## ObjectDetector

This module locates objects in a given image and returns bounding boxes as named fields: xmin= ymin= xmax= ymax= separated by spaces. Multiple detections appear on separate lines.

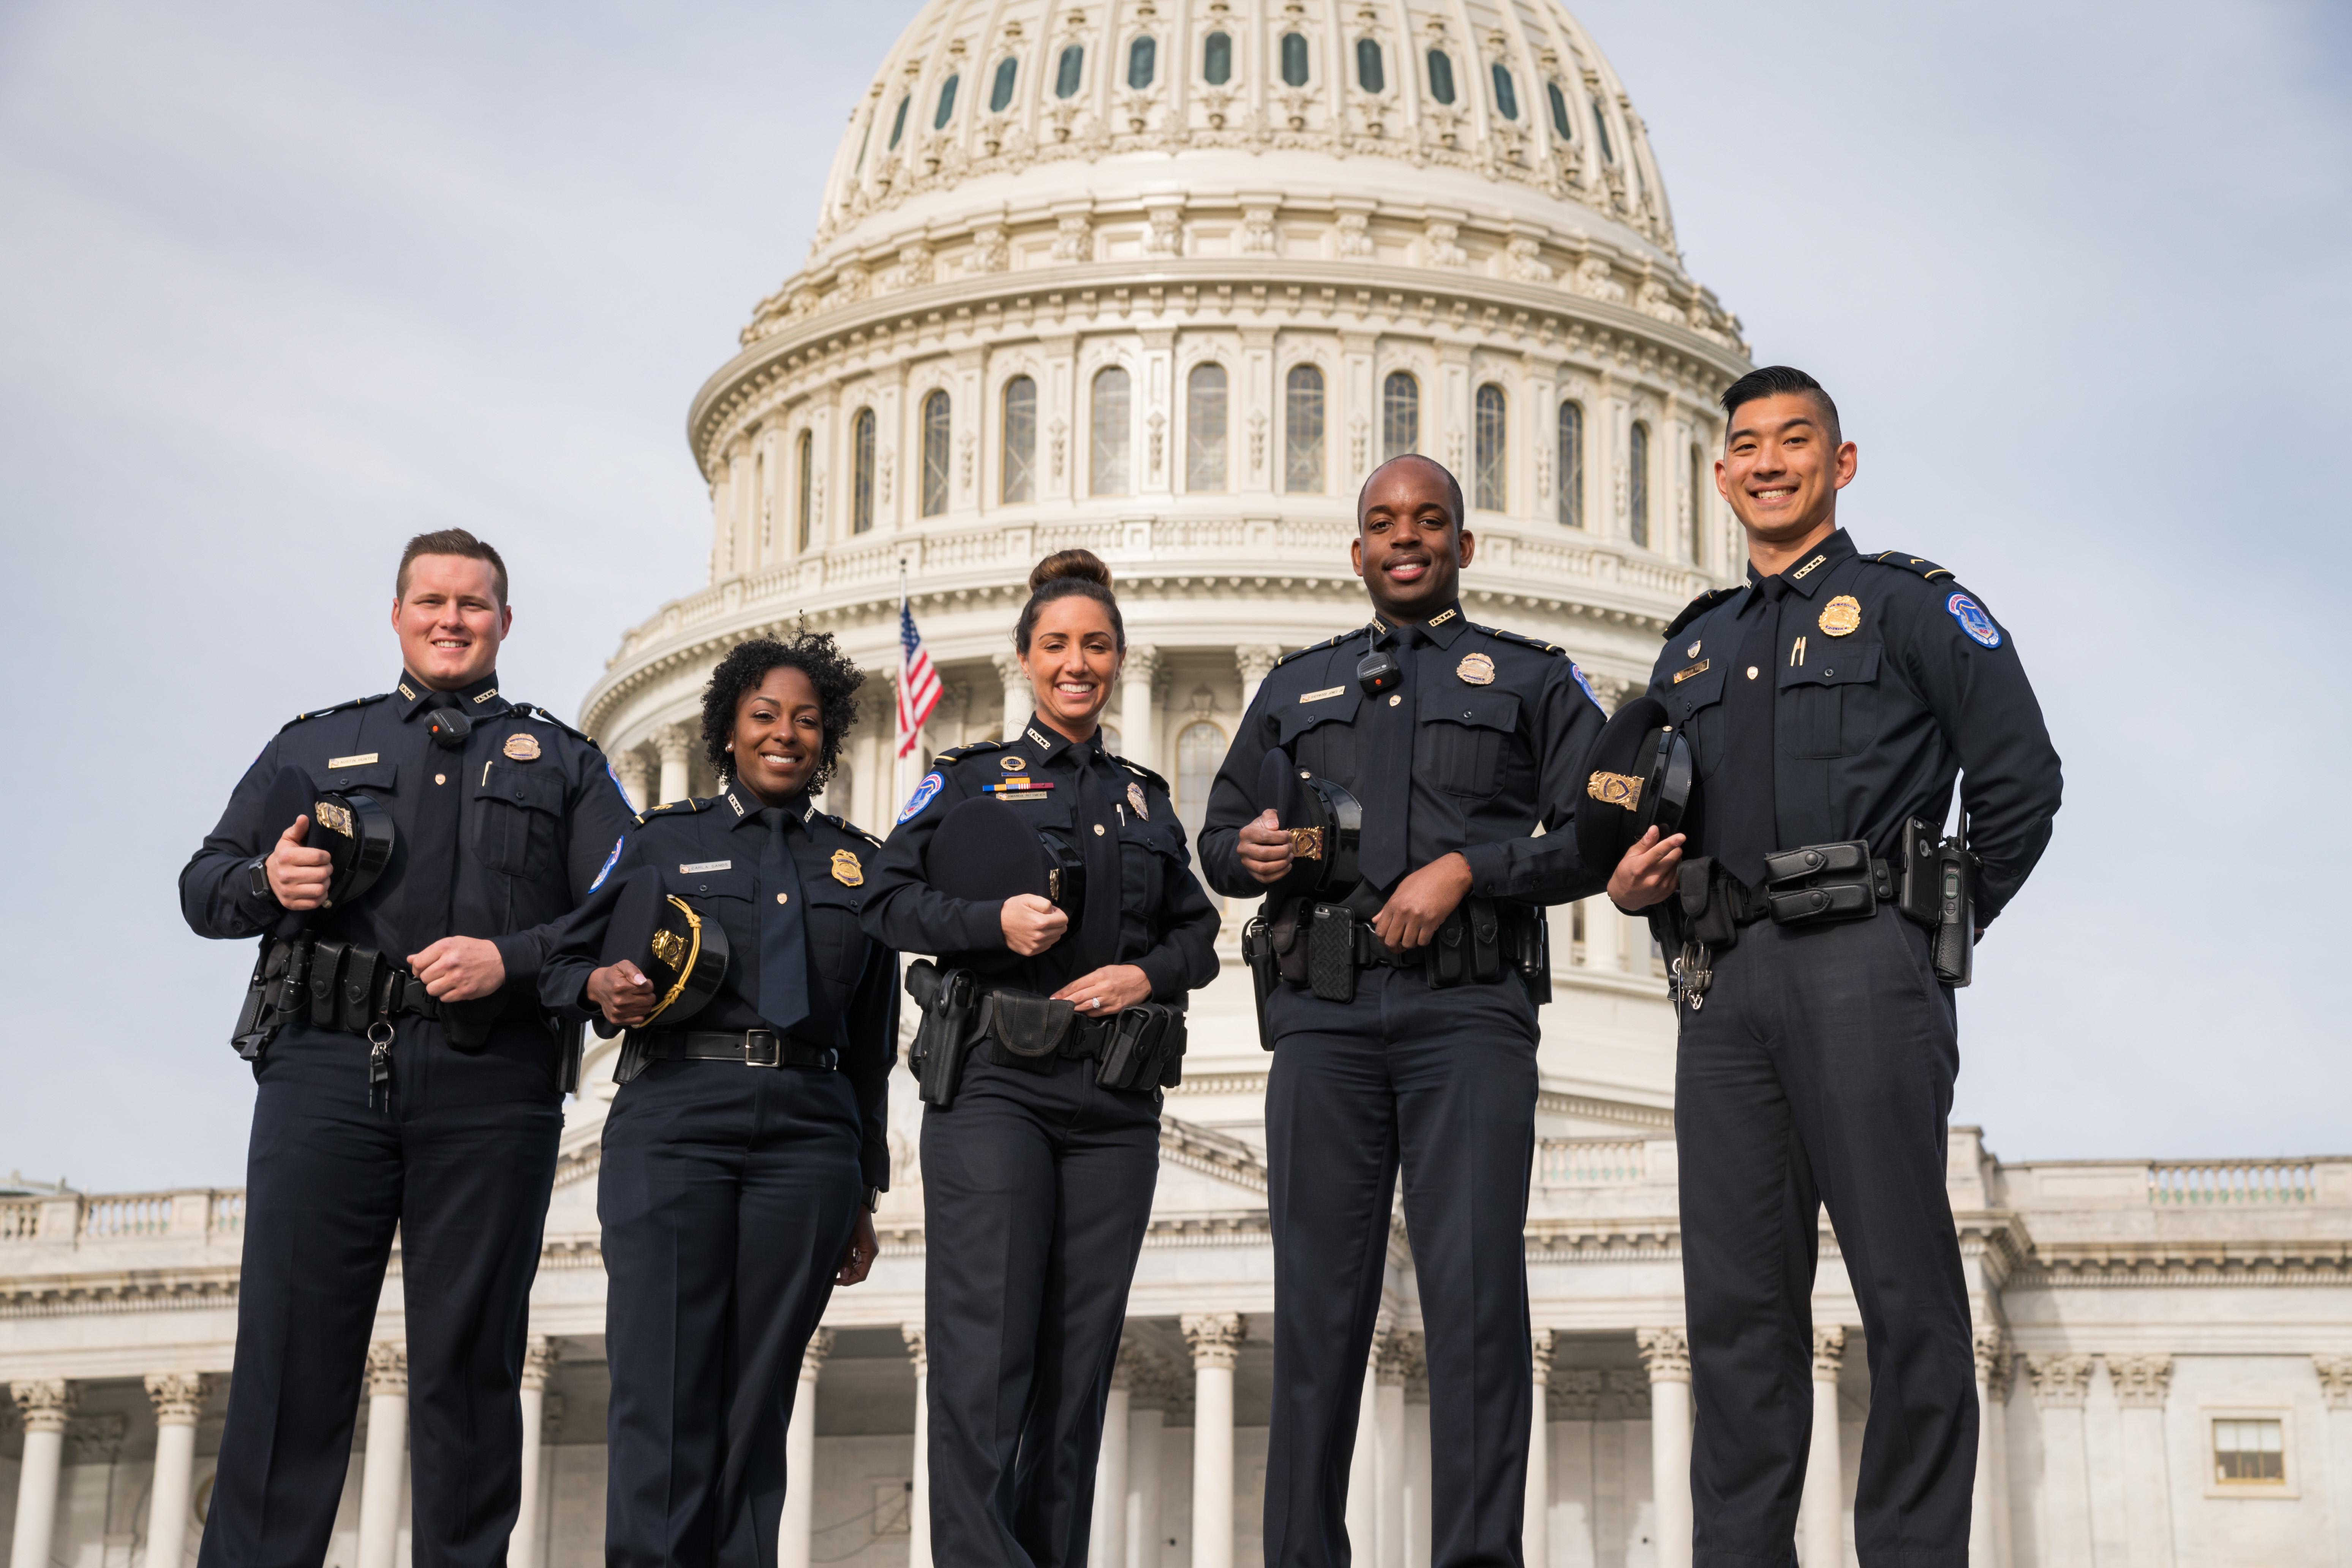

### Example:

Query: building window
xmin=989 ymin=56 xmax=1018 ymax=113
xmin=1629 ymin=420 xmax=1650 ymax=546
xmin=920 ymin=391 xmax=950 ymax=517
xmin=1490 ymin=62 xmax=1519 ymax=120
xmin=1279 ymin=32 xmax=1309 ymax=87
xmin=1688 ymin=443 xmax=1706 ymax=562
xmin=934 ymin=75 xmax=959 ymax=130
xmin=850 ymin=408 xmax=876 ymax=534
xmin=1187 ymin=364 xmax=1228 ymax=493
xmin=888 ymin=94 xmax=910 ymax=149
xmin=1426 ymin=49 xmax=1456 ymax=105
xmin=1557 ymin=401 xmax=1585 ymax=529
xmin=2213 ymin=1419 xmax=2286 ymax=1486
xmin=1590 ymin=95 xmax=1615 ymax=162
xmin=795 ymin=429 xmax=813 ymax=550
xmin=1001 ymin=376 xmax=1036 ymax=504
xmin=1474 ymin=383 xmax=1506 ymax=511
xmin=1382 ymin=371 xmax=1419 ymax=460
xmin=1284 ymin=364 xmax=1325 ymax=493
xmin=1128 ymin=35 xmax=1156 ymax=90
xmin=1091 ymin=367 xmax=1131 ymax=496
xmin=1356 ymin=38 xmax=1385 ymax=93
xmin=1203 ymin=31 xmax=1231 ymax=85
xmin=1547 ymin=80 xmax=1572 ymax=140
xmin=1055 ymin=45 xmax=1084 ymax=99
xmin=1177 ymin=720 xmax=1224 ymax=845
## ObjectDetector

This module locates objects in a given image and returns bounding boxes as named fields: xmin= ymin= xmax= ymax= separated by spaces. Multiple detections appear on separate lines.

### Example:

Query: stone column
xmin=1637 ymin=1330 xmax=1693 ymax=1568
xmin=145 ymin=1374 xmax=210 ymax=1568
xmin=1374 ymin=1334 xmax=1412 ymax=1568
xmin=1182 ymin=1313 xmax=1246 ymax=1568
xmin=1125 ymin=1357 xmax=1170 ymax=1568
xmin=655 ymin=725 xmax=695 ymax=806
xmin=1346 ymin=1358 xmax=1376 ymax=1557
xmin=2316 ymin=1356 xmax=2352 ymax=1568
xmin=781 ymin=1329 xmax=832 ymax=1568
xmin=1405 ymin=1359 xmax=1434 ymax=1568
xmin=1119 ymin=645 xmax=1162 ymax=772
xmin=510 ymin=1337 xmax=558 ymax=1568
xmin=2025 ymin=1356 xmax=2094 ymax=1566
xmin=904 ymin=1327 xmax=932 ymax=1568
xmin=9 ymin=1380 xmax=75 ymax=1568
xmin=996 ymin=652 xmax=1031 ymax=741
xmin=1969 ymin=1326 xmax=2007 ymax=1568
xmin=2108 ymin=1355 xmax=2176 ymax=1568
xmin=357 ymin=1344 xmax=409 ymax=1568
xmin=611 ymin=749 xmax=653 ymax=813
xmin=1524 ymin=1331 xmax=1554 ymax=1568
xmin=1799 ymin=1328 xmax=1846 ymax=1568
xmin=1234 ymin=646 xmax=1284 ymax=714
xmin=1091 ymin=1339 xmax=1133 ymax=1568
xmin=1553 ymin=1371 xmax=1601 ymax=1568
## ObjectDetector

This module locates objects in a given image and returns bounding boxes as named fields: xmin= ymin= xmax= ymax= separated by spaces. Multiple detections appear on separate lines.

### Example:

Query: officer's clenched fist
xmin=266 ymin=815 xmax=334 ymax=910
xmin=1000 ymin=893 xmax=1069 ymax=956
xmin=1236 ymin=809 xmax=1296 ymax=885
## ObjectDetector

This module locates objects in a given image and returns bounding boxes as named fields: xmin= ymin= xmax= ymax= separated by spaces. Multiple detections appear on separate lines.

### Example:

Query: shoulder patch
xmin=1113 ymin=755 xmax=1170 ymax=792
xmin=1662 ymin=586 xmax=1741 ymax=641
xmin=280 ymin=692 xmax=392 ymax=731
xmin=507 ymin=702 xmax=598 ymax=749
xmin=1862 ymin=550 xmax=1956 ymax=583
xmin=633 ymin=796 xmax=714 ymax=826
xmin=820 ymin=811 xmax=885 ymax=848
xmin=898 ymin=771 xmax=946 ymax=824
xmin=933 ymin=739 xmax=1007 ymax=766
xmin=1474 ymin=625 xmax=1566 ymax=656
xmin=1271 ymin=627 xmax=1369 ymax=670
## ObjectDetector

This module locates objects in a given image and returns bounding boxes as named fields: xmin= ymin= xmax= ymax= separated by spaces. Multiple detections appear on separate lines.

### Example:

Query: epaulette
xmin=1473 ymin=624 xmax=1566 ymax=656
xmin=1114 ymin=755 xmax=1169 ymax=792
xmin=1271 ymin=624 xmax=1374 ymax=669
xmin=1862 ymin=550 xmax=1956 ymax=583
xmin=932 ymin=738 xmax=1007 ymax=767
xmin=280 ymin=692 xmax=392 ymax=731
xmin=818 ymin=811 xmax=884 ymax=848
xmin=633 ymin=796 xmax=714 ymax=826
xmin=1662 ymin=586 xmax=1742 ymax=640
xmin=509 ymin=702 xmax=599 ymax=749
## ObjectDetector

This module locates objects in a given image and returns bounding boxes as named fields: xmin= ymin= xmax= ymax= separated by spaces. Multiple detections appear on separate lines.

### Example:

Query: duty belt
xmin=1282 ymin=897 xmax=1550 ymax=1007
xmin=1664 ymin=842 xmax=1905 ymax=1012
xmin=235 ymin=936 xmax=510 ymax=1108
xmin=634 ymin=1028 xmax=838 ymax=1072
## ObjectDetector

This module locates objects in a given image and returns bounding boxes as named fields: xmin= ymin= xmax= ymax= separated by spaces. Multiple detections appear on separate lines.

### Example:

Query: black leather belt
xmin=638 ymin=1029 xmax=839 ymax=1071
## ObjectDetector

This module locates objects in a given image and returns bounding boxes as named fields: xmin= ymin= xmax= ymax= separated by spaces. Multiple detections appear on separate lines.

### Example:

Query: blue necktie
xmin=758 ymin=808 xmax=811 ymax=1034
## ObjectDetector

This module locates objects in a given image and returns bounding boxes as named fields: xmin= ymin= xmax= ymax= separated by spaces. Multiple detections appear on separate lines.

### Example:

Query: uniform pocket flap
xmin=1777 ymin=645 xmax=1882 ymax=689
xmin=481 ymin=759 xmax=567 ymax=814
xmin=310 ymin=761 xmax=398 ymax=794
xmin=661 ymin=863 xmax=756 ymax=901
xmin=1420 ymin=688 xmax=1521 ymax=732
xmin=1276 ymin=686 xmax=1362 ymax=743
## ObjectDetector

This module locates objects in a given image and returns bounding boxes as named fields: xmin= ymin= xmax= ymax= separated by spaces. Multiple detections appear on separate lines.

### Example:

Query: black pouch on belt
xmin=1763 ymin=841 xmax=1878 ymax=925
xmin=1426 ymin=908 xmax=1467 ymax=988
xmin=441 ymin=994 xmax=504 ymax=1050
xmin=338 ymin=947 xmax=381 ymax=1035
xmin=983 ymin=991 xmax=1075 ymax=1072
xmin=1155 ymin=1009 xmax=1189 ymax=1087
xmin=1097 ymin=1004 xmax=1171 ymax=1092
xmin=310 ymin=940 xmax=347 ymax=1029
xmin=1270 ymin=896 xmax=1309 ymax=986
xmin=1467 ymin=896 xmax=1503 ymax=984
xmin=1307 ymin=904 xmax=1357 ymax=1003
xmin=1677 ymin=858 xmax=1742 ymax=948
xmin=1241 ymin=918 xmax=1279 ymax=1053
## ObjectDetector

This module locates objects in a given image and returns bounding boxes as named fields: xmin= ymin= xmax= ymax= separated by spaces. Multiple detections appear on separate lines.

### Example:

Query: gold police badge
xmin=1818 ymin=596 xmax=1863 ymax=637
xmin=829 ymin=849 xmax=864 ymax=887
xmin=504 ymin=732 xmax=541 ymax=761
xmin=1456 ymin=653 xmax=1496 ymax=686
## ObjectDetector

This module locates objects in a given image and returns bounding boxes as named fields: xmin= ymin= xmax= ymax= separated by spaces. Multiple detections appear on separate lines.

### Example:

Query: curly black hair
xmin=698 ymin=631 xmax=865 ymax=796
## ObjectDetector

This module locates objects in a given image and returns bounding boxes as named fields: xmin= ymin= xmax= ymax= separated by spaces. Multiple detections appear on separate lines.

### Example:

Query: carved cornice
xmin=1158 ymin=1114 xmax=1268 ymax=1195
xmin=2009 ymin=1240 xmax=2352 ymax=1287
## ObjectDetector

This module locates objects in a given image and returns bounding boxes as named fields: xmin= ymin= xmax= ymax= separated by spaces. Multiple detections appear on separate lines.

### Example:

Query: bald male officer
xmin=1609 ymin=367 xmax=2061 ymax=1566
xmin=1200 ymin=455 xmax=1609 ymax=1568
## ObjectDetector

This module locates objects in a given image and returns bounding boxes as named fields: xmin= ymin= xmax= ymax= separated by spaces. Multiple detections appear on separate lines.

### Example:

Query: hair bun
xmin=1029 ymin=548 xmax=1113 ymax=593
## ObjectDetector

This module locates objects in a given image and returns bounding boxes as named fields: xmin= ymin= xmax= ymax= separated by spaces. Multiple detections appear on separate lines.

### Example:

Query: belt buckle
xmin=743 ymin=1029 xmax=781 ymax=1069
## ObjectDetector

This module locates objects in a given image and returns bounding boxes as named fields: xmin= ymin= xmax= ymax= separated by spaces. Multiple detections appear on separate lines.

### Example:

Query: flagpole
xmin=895 ymin=560 xmax=910 ymax=819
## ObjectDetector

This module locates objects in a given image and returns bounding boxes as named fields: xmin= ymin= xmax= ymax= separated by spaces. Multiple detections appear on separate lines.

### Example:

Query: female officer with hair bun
xmin=575 ymin=630 xmax=898 ymax=1568
xmin=864 ymin=548 xmax=1220 ymax=1566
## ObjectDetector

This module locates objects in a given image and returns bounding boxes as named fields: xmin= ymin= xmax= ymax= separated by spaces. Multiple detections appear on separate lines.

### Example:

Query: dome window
xmin=1356 ymin=39 xmax=1385 ymax=94
xmin=1002 ymin=377 xmax=1037 ymax=504
xmin=1203 ymin=31 xmax=1232 ymax=86
xmin=1589 ymin=96 xmax=1615 ymax=163
xmin=989 ymin=57 xmax=1018 ymax=114
xmin=1475 ymin=384 xmax=1507 ymax=511
xmin=1629 ymin=420 xmax=1650 ymax=545
xmin=1426 ymin=49 xmax=1456 ymax=106
xmin=851 ymin=409 xmax=877 ymax=534
xmin=1382 ymin=371 xmax=1418 ymax=460
xmin=1187 ymin=364 xmax=1228 ymax=493
xmin=934 ymin=74 xmax=959 ymax=130
xmin=1055 ymin=44 xmax=1085 ymax=99
xmin=1546 ymin=81 xmax=1573 ymax=141
xmin=888 ymin=94 xmax=910 ymax=150
xmin=1092 ymin=367 xmax=1132 ymax=496
xmin=1490 ymin=63 xmax=1519 ymax=121
xmin=1128 ymin=36 xmax=1157 ymax=90
xmin=1279 ymin=32 xmax=1309 ymax=88
xmin=920 ymin=391 xmax=951 ymax=517
xmin=1556 ymin=401 xmax=1584 ymax=529
xmin=1285 ymin=365 xmax=1325 ymax=494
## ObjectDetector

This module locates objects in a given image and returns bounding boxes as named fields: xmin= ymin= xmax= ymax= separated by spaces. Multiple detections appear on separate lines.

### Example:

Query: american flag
xmin=895 ymin=594 xmax=940 ymax=760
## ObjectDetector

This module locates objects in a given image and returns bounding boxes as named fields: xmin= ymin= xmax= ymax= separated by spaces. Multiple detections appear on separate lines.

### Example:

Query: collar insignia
xmin=1427 ymin=607 xmax=1458 ymax=627
xmin=472 ymin=688 xmax=499 ymax=704
xmin=398 ymin=683 xmax=417 ymax=700
xmin=1791 ymin=553 xmax=1828 ymax=580
xmin=1025 ymin=727 xmax=1050 ymax=749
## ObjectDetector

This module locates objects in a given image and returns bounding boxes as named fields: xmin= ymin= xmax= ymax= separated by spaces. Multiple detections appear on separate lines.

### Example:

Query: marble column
xmin=1969 ymin=1327 xmax=2008 ymax=1568
xmin=1374 ymin=1334 xmax=1412 ymax=1568
xmin=612 ymin=749 xmax=653 ymax=813
xmin=145 ymin=1374 xmax=210 ymax=1568
xmin=1091 ymin=1340 xmax=1133 ymax=1568
xmin=1799 ymin=1328 xmax=1846 ymax=1568
xmin=905 ymin=1326 xmax=933 ymax=1568
xmin=655 ymin=724 xmax=695 ymax=806
xmin=1234 ymin=646 xmax=1284 ymax=714
xmin=8 ymin=1380 xmax=75 ymax=1568
xmin=1120 ymin=645 xmax=1162 ymax=772
xmin=511 ymin=1337 xmax=558 ymax=1568
xmin=1183 ymin=1313 xmax=1246 ymax=1568
xmin=1125 ymin=1358 xmax=1171 ymax=1568
xmin=781 ymin=1329 xmax=832 ymax=1568
xmin=1346 ymin=1358 xmax=1376 ymax=1557
xmin=1524 ymin=1330 xmax=1554 ymax=1568
xmin=1637 ymin=1329 xmax=1693 ymax=1568
xmin=2316 ymin=1356 xmax=2352 ymax=1568
xmin=1553 ymin=1371 xmax=1602 ymax=1568
xmin=1404 ymin=1361 xmax=1434 ymax=1568
xmin=2026 ymin=1356 xmax=2094 ymax=1566
xmin=2108 ymin=1355 xmax=2176 ymax=1568
xmin=357 ymin=1344 xmax=409 ymax=1568
xmin=996 ymin=652 xmax=1031 ymax=741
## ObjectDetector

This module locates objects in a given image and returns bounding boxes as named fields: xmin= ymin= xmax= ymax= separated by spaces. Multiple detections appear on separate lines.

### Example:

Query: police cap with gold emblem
xmin=597 ymin=867 xmax=730 ymax=1026
xmin=263 ymin=765 xmax=394 ymax=909
xmin=1574 ymin=696 xmax=1695 ymax=876
xmin=1256 ymin=746 xmax=1363 ymax=900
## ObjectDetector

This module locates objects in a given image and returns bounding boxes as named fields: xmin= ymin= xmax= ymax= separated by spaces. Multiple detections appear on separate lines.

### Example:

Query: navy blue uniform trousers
xmin=1676 ymin=907 xmax=1974 ymax=1568
xmin=1262 ymin=968 xmax=1541 ymax=1568
xmin=198 ymin=1022 xmax=563 ymax=1568
xmin=921 ymin=1053 xmax=1161 ymax=1568
xmin=599 ymin=1059 xmax=864 ymax=1568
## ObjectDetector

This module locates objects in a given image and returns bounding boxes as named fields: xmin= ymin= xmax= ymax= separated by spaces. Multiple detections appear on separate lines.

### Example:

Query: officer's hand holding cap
xmin=1573 ymin=695 xmax=1695 ymax=875
xmin=598 ymin=867 xmax=729 ymax=1026
xmin=925 ymin=796 xmax=1089 ymax=920
xmin=1255 ymin=746 xmax=1362 ymax=900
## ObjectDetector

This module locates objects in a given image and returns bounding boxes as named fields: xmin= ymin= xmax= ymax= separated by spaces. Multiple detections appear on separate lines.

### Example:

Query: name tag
xmin=679 ymin=860 xmax=732 ymax=874
xmin=1672 ymin=661 xmax=1711 ymax=684
xmin=328 ymin=753 xmax=379 ymax=769
xmin=1298 ymin=686 xmax=1345 ymax=703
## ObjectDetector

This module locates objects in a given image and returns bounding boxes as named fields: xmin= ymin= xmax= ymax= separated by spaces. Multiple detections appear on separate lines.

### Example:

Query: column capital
xmin=1182 ymin=1312 xmax=1247 ymax=1370
xmin=1375 ymin=1328 xmax=1425 ymax=1389
xmin=2106 ymin=1353 xmax=2172 ymax=1409
xmin=365 ymin=1342 xmax=408 ymax=1398
xmin=1636 ymin=1328 xmax=1690 ymax=1384
xmin=1552 ymin=1368 xmax=1602 ymax=1421
xmin=1812 ymin=1326 xmax=1848 ymax=1381
xmin=521 ymin=1336 xmax=561 ymax=1391
xmin=2317 ymin=1354 xmax=2352 ymax=1411
xmin=144 ymin=1373 xmax=212 ymax=1426
xmin=802 ymin=1327 xmax=835 ymax=1380
xmin=11 ymin=1379 xmax=76 ymax=1434
xmin=994 ymin=651 xmax=1025 ymax=683
xmin=1971 ymin=1325 xmax=2012 ymax=1400
xmin=902 ymin=1324 xmax=928 ymax=1377
xmin=654 ymin=724 xmax=696 ymax=765
xmin=68 ymin=1414 xmax=126 ymax=1464
xmin=1233 ymin=645 xmax=1285 ymax=686
xmin=1124 ymin=644 xmax=1163 ymax=686
xmin=2026 ymin=1353 xmax=2092 ymax=1410
xmin=1528 ymin=1328 xmax=1555 ymax=1384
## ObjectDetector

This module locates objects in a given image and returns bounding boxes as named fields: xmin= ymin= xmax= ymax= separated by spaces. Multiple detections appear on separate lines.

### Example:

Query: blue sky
xmin=1 ymin=1 xmax=2345 ymax=1188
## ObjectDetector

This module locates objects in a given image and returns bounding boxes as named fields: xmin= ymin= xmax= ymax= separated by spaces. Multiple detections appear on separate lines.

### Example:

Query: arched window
xmin=1474 ymin=384 xmax=1507 ymax=511
xmin=920 ymin=390 xmax=950 ymax=517
xmin=1629 ymin=420 xmax=1650 ymax=546
xmin=934 ymin=75 xmax=959 ymax=129
xmin=1055 ymin=45 xmax=1084 ymax=99
xmin=1556 ymin=401 xmax=1585 ymax=530
xmin=1590 ymin=96 xmax=1615 ymax=163
xmin=1426 ymin=49 xmax=1456 ymax=105
xmin=1203 ymin=31 xmax=1231 ymax=85
xmin=888 ymin=95 xmax=910 ymax=149
xmin=1279 ymin=32 xmax=1309 ymax=87
xmin=989 ymin=56 xmax=1018 ymax=112
xmin=1091 ymin=367 xmax=1131 ymax=496
xmin=1001 ymin=376 xmax=1037 ymax=504
xmin=1284 ymin=364 xmax=1325 ymax=493
xmin=851 ymin=408 xmax=876 ymax=534
xmin=1688 ymin=443 xmax=1707 ymax=563
xmin=1177 ymin=720 xmax=1224 ymax=845
xmin=1127 ymin=36 xmax=1156 ymax=89
xmin=1490 ymin=62 xmax=1519 ymax=120
xmin=1186 ymin=364 xmax=1228 ymax=492
xmin=1381 ymin=371 xmax=1419 ymax=460
xmin=795 ymin=429 xmax=813 ymax=549
xmin=1547 ymin=81 xmax=1573 ymax=141
xmin=1356 ymin=38 xmax=1385 ymax=93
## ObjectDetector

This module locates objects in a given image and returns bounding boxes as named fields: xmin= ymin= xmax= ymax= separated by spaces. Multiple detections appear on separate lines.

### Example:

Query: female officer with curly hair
xmin=576 ymin=631 xmax=898 ymax=1568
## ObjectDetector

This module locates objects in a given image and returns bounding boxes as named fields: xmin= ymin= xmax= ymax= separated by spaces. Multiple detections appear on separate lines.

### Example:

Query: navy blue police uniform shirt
xmin=862 ymin=718 xmax=1220 ymax=1000
xmin=593 ymin=779 xmax=899 ymax=1190
xmin=179 ymin=670 xmax=639 ymax=1021
xmin=1198 ymin=602 xmax=1611 ymax=912
xmin=1648 ymin=528 xmax=2062 ymax=924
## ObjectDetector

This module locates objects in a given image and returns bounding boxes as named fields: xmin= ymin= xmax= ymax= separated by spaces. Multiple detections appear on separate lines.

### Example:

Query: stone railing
xmin=2147 ymin=1160 xmax=2316 ymax=1206
xmin=1538 ymin=1140 xmax=1651 ymax=1188
xmin=0 ymin=1189 xmax=247 ymax=1245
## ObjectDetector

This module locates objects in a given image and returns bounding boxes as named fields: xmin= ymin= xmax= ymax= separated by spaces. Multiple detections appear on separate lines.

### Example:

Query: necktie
xmin=758 ymin=808 xmax=811 ymax=1034
xmin=1356 ymin=626 xmax=1418 ymax=891
xmin=1718 ymin=578 xmax=1786 ymax=891
xmin=1075 ymin=749 xmax=1122 ymax=973
xmin=403 ymin=692 xmax=465 ymax=953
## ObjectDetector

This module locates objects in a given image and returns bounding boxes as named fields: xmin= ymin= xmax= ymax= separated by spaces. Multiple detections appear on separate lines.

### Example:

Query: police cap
xmin=924 ymin=796 xmax=1087 ymax=919
xmin=597 ymin=867 xmax=730 ymax=1026
xmin=1256 ymin=746 xmax=1362 ymax=900
xmin=1574 ymin=695 xmax=1694 ymax=876
xmin=263 ymin=764 xmax=394 ymax=909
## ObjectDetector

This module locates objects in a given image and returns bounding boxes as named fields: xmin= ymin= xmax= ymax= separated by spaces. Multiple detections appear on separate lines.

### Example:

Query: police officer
xmin=864 ymin=549 xmax=1219 ymax=1568
xmin=1198 ymin=455 xmax=1609 ymax=1568
xmin=1608 ymin=366 xmax=2062 ymax=1566
xmin=574 ymin=632 xmax=896 ymax=1568
xmin=179 ymin=530 xmax=637 ymax=1568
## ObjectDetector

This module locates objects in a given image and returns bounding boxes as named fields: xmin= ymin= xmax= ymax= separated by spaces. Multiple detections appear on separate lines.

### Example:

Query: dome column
xmin=1800 ymin=1328 xmax=1845 ymax=1567
xmin=655 ymin=725 xmax=696 ymax=808
xmin=997 ymin=652 xmax=1030 ymax=742
xmin=1638 ymin=1329 xmax=1693 ymax=1568
xmin=1119 ymin=645 xmax=1161 ymax=770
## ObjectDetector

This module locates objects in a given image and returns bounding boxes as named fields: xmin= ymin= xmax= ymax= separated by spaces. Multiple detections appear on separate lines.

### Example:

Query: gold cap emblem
xmin=503 ymin=732 xmax=542 ymax=762
xmin=1456 ymin=653 xmax=1496 ymax=686
xmin=1586 ymin=771 xmax=1645 ymax=811
xmin=830 ymin=849 xmax=864 ymax=887
xmin=1818 ymin=596 xmax=1862 ymax=637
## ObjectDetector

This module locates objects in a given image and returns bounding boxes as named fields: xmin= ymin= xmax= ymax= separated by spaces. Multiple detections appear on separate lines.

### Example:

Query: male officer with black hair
xmin=1200 ymin=454 xmax=1608 ymax=1568
xmin=1609 ymin=367 xmax=2061 ymax=1566
xmin=180 ymin=529 xmax=636 ymax=1568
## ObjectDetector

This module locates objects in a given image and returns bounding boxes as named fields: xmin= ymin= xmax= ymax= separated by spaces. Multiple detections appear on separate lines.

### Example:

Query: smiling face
xmin=1718 ymin=391 xmax=1857 ymax=551
xmin=392 ymin=553 xmax=509 ymax=689
xmin=1019 ymin=596 xmax=1123 ymax=741
xmin=730 ymin=664 xmax=825 ymax=806
xmin=1351 ymin=455 xmax=1475 ymax=623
